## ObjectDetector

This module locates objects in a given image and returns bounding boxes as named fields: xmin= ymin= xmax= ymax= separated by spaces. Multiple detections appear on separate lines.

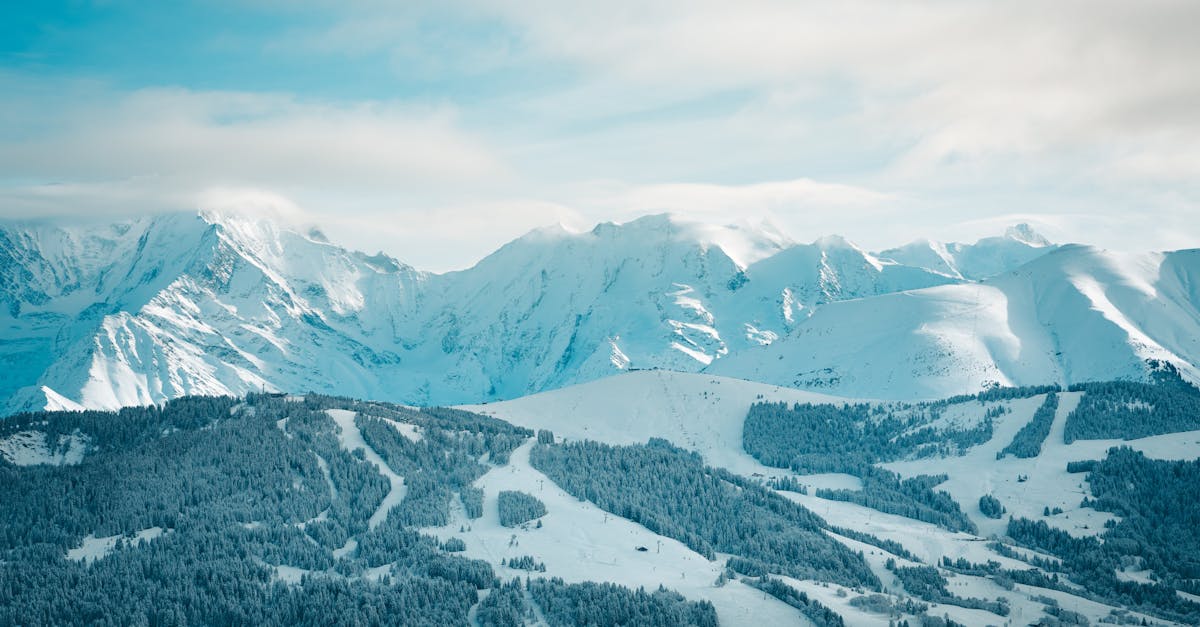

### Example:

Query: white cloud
xmin=2 ymin=2 xmax=1197 ymax=266
xmin=0 ymin=82 xmax=505 ymax=212
xmin=465 ymin=0 xmax=1200 ymax=179
xmin=560 ymin=178 xmax=895 ymax=242
xmin=299 ymin=198 xmax=587 ymax=272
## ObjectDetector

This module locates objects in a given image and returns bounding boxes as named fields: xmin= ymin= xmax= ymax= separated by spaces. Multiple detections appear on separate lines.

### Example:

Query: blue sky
xmin=2 ymin=1 xmax=1198 ymax=270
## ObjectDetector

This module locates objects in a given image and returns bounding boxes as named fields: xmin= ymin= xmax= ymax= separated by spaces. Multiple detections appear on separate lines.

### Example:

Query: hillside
xmin=711 ymin=246 xmax=1200 ymax=399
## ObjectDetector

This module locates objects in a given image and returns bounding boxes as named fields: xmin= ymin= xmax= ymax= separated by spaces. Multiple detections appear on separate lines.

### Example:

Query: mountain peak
xmin=1003 ymin=223 xmax=1052 ymax=247
xmin=589 ymin=213 xmax=676 ymax=237
xmin=579 ymin=213 xmax=789 ymax=268
xmin=812 ymin=234 xmax=856 ymax=250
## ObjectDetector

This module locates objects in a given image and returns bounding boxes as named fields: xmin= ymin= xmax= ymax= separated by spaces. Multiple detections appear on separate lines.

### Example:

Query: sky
xmin=1 ymin=0 xmax=1198 ymax=271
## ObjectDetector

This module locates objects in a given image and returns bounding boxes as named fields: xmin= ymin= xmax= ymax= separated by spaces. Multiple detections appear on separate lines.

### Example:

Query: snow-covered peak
xmin=811 ymin=233 xmax=854 ymax=250
xmin=0 ymin=212 xmax=214 ymax=305
xmin=877 ymin=225 xmax=1060 ymax=281
xmin=1004 ymin=222 xmax=1052 ymax=247
xmin=582 ymin=213 xmax=791 ymax=269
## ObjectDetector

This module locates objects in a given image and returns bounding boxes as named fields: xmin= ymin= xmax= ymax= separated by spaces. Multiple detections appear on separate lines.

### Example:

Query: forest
xmin=0 ymin=395 xmax=711 ymax=626
xmin=529 ymin=437 xmax=882 ymax=588
xmin=3 ymin=371 xmax=1198 ymax=626
xmin=996 ymin=391 xmax=1058 ymax=458
xmin=747 ymin=576 xmax=844 ymax=627
xmin=885 ymin=561 xmax=1009 ymax=617
xmin=1065 ymin=362 xmax=1200 ymax=443
xmin=743 ymin=400 xmax=987 ymax=533
xmin=1005 ymin=446 xmax=1200 ymax=623
xmin=497 ymin=490 xmax=547 ymax=528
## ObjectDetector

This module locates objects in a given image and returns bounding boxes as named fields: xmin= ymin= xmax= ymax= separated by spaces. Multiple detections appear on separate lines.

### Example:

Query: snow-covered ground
xmin=463 ymin=371 xmax=1200 ymax=626
xmin=0 ymin=430 xmax=88 ymax=466
xmin=66 ymin=527 xmax=166 ymax=562
xmin=886 ymin=392 xmax=1200 ymax=539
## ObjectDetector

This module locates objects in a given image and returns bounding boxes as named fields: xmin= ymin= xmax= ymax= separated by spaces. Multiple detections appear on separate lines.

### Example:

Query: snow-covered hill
xmin=3 ymin=210 xmax=1197 ymax=413
xmin=462 ymin=369 xmax=856 ymax=477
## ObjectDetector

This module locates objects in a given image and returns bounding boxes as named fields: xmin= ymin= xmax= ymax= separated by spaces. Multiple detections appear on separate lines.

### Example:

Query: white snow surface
xmin=460 ymin=371 xmax=1200 ymax=626
xmin=66 ymin=527 xmax=166 ymax=562
xmin=712 ymin=246 xmax=1200 ymax=399
xmin=886 ymin=392 xmax=1200 ymax=539
xmin=0 ymin=430 xmax=88 ymax=466
xmin=423 ymin=440 xmax=810 ymax=627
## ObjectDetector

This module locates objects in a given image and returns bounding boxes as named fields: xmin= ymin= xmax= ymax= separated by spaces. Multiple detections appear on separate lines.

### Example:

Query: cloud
xmin=0 ymin=80 xmax=505 ymax=219
xmin=293 ymin=198 xmax=587 ymax=272
xmin=562 ymin=178 xmax=894 ymax=240
xmin=1 ymin=2 xmax=1196 ymax=267
xmin=458 ymin=0 xmax=1200 ymax=179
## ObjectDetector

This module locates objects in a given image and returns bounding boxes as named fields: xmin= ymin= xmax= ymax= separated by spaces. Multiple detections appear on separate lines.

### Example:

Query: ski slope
xmin=423 ymin=440 xmax=810 ymax=627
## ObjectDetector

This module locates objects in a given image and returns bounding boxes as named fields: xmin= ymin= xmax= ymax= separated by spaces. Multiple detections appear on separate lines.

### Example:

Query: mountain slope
xmin=710 ymin=245 xmax=1200 ymax=399
xmin=3 ymin=212 xmax=431 ymax=411
xmin=462 ymin=369 xmax=855 ymax=476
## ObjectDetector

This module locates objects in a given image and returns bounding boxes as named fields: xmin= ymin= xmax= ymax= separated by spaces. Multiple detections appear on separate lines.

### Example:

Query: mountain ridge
xmin=3 ymin=210 xmax=1197 ymax=414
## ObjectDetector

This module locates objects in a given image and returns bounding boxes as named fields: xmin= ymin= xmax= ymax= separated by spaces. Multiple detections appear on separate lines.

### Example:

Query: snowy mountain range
xmin=3 ymin=210 xmax=1198 ymax=414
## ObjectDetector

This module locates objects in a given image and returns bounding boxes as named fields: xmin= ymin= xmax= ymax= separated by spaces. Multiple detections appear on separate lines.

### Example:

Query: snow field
xmin=463 ymin=369 xmax=859 ymax=478
xmin=0 ymin=430 xmax=88 ymax=466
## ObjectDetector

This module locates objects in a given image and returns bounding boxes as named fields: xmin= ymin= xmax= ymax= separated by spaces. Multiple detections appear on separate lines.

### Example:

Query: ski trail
xmin=312 ymin=452 xmax=338 ymax=500
xmin=326 ymin=409 xmax=407 ymax=530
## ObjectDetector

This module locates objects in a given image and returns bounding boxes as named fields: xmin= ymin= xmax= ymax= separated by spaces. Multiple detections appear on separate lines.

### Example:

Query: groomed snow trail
xmin=326 ymin=409 xmax=406 ymax=530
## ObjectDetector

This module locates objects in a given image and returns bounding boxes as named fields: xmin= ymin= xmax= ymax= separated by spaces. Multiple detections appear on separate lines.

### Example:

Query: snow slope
xmin=462 ymin=369 xmax=857 ymax=477
xmin=712 ymin=246 xmax=1200 ymax=399
xmin=0 ymin=212 xmax=957 ymax=413
xmin=423 ymin=440 xmax=810 ymax=627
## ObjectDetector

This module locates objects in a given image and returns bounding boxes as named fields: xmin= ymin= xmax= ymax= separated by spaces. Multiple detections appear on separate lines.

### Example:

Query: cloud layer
xmin=1 ymin=1 xmax=1197 ymax=269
